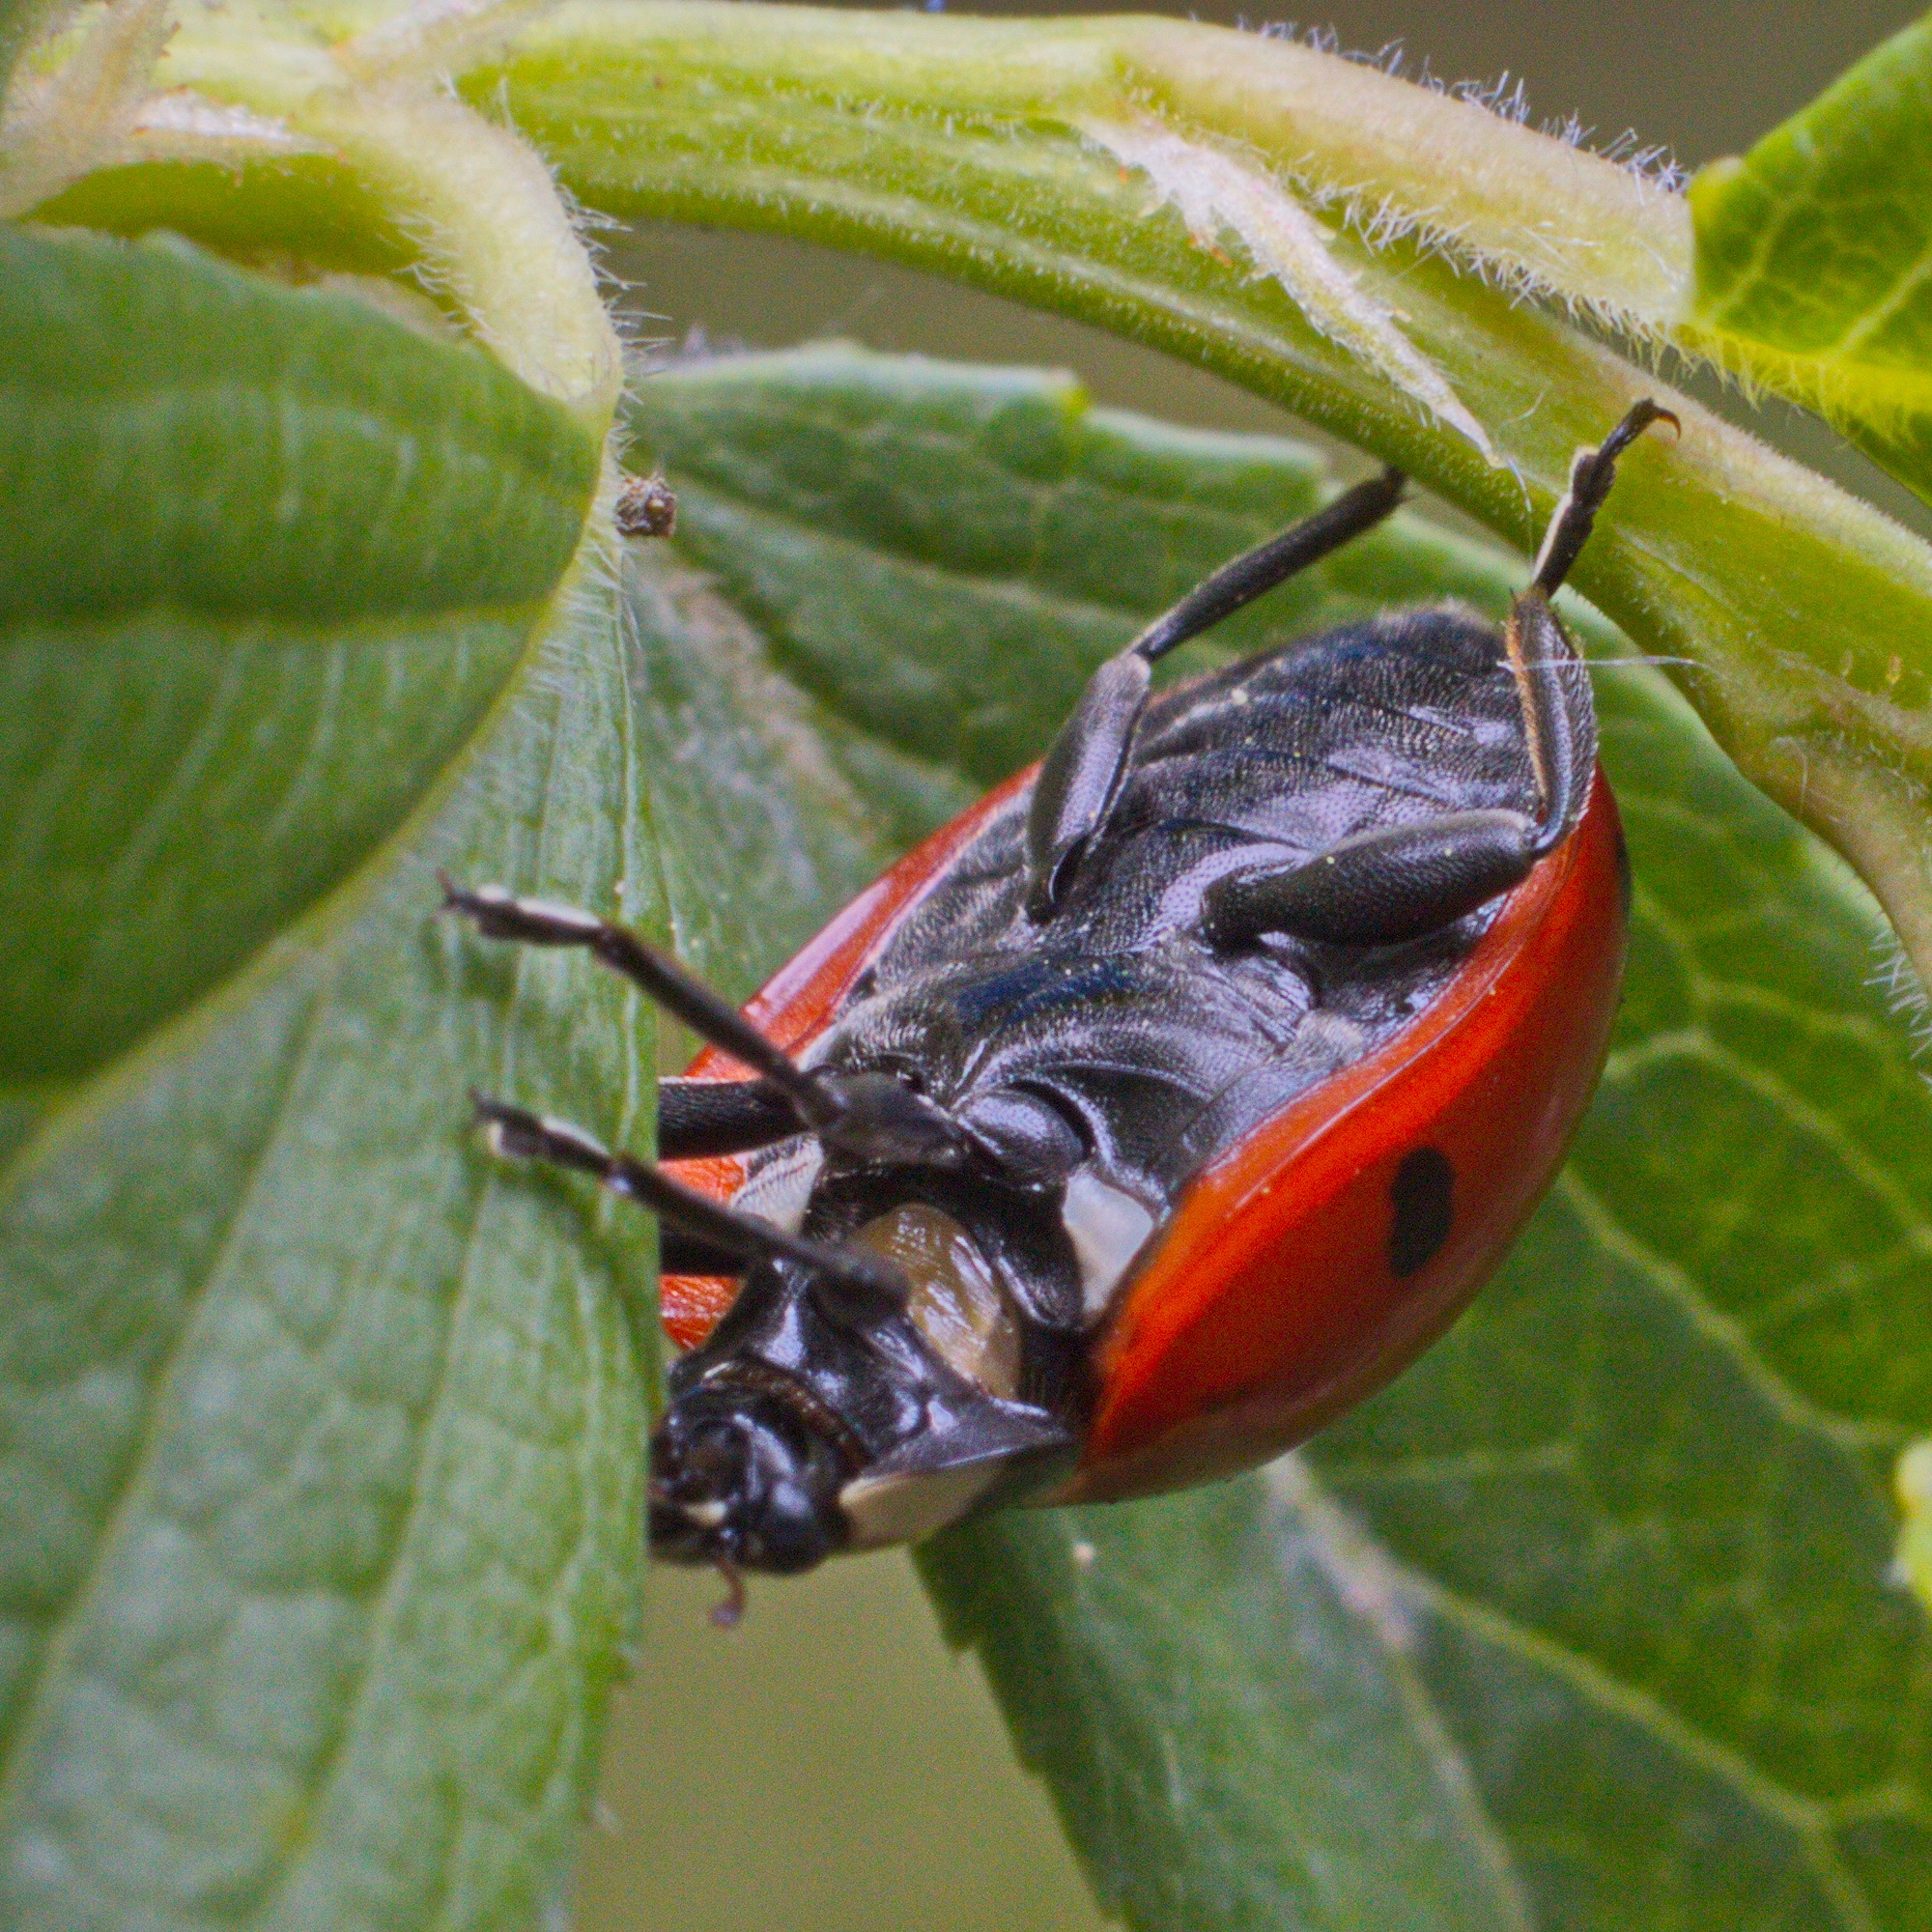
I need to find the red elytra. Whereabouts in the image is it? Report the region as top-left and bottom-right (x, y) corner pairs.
(661, 763), (1626, 1497)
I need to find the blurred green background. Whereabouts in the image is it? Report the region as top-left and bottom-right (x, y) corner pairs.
(575, 4), (1929, 1927)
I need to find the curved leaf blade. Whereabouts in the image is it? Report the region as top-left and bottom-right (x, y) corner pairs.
(0, 233), (642, 1932)
(0, 225), (599, 1082)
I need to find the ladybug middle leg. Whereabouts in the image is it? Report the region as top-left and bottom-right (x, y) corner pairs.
(468, 1091), (905, 1318)
(1200, 400), (1676, 952)
(1024, 464), (1408, 919)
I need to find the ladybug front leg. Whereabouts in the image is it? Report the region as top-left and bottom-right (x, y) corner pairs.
(440, 873), (817, 1092)
(440, 873), (813, 1157)
(469, 1093), (907, 1317)
(440, 875), (980, 1171)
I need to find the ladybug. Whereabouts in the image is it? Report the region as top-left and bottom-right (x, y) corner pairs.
(443, 400), (1671, 1611)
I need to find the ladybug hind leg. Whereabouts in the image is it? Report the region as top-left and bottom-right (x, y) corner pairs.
(1199, 588), (1591, 951)
(1202, 809), (1541, 951)
(1023, 466), (1407, 921)
(1202, 400), (1675, 952)
(1529, 399), (1677, 601)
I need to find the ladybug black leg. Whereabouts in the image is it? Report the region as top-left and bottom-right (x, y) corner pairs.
(469, 1093), (907, 1312)
(1502, 588), (1595, 856)
(1530, 399), (1678, 600)
(1025, 466), (1407, 919)
(658, 1077), (801, 1161)
(1202, 809), (1540, 950)
(660, 1226), (750, 1276)
(1503, 400), (1676, 852)
(1203, 402), (1676, 952)
(440, 873), (818, 1095)
(442, 875), (982, 1170)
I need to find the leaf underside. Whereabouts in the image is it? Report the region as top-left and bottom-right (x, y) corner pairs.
(630, 346), (1932, 1932)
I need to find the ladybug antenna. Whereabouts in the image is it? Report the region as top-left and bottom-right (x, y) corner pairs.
(468, 1093), (909, 1316)
(442, 876), (979, 1172)
(709, 1556), (749, 1629)
(1531, 399), (1679, 598)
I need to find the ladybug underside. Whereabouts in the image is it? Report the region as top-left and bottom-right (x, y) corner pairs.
(685, 610), (1537, 1546)
(445, 404), (1663, 1584)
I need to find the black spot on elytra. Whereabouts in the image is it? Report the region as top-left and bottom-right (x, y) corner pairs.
(1389, 1148), (1454, 1277)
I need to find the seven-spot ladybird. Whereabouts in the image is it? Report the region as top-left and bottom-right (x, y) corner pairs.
(444, 401), (1671, 1609)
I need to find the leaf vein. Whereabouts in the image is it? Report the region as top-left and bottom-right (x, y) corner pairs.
(0, 970), (327, 1834)
(1410, 1572), (1883, 1932)
(248, 660), (578, 1920)
(1555, 1170), (1896, 1454)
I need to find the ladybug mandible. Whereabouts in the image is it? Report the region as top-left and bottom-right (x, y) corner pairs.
(444, 401), (1671, 1607)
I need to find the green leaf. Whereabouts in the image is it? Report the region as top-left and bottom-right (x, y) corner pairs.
(0, 225), (598, 1083)
(0, 227), (644, 1931)
(1689, 11), (1932, 504)
(626, 345), (1932, 1930)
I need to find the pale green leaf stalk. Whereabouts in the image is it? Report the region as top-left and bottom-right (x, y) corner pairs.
(0, 0), (173, 218)
(298, 0), (620, 423)
(293, 81), (617, 423)
(0, 0), (73, 99)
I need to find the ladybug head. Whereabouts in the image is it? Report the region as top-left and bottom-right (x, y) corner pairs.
(649, 1378), (852, 1578)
